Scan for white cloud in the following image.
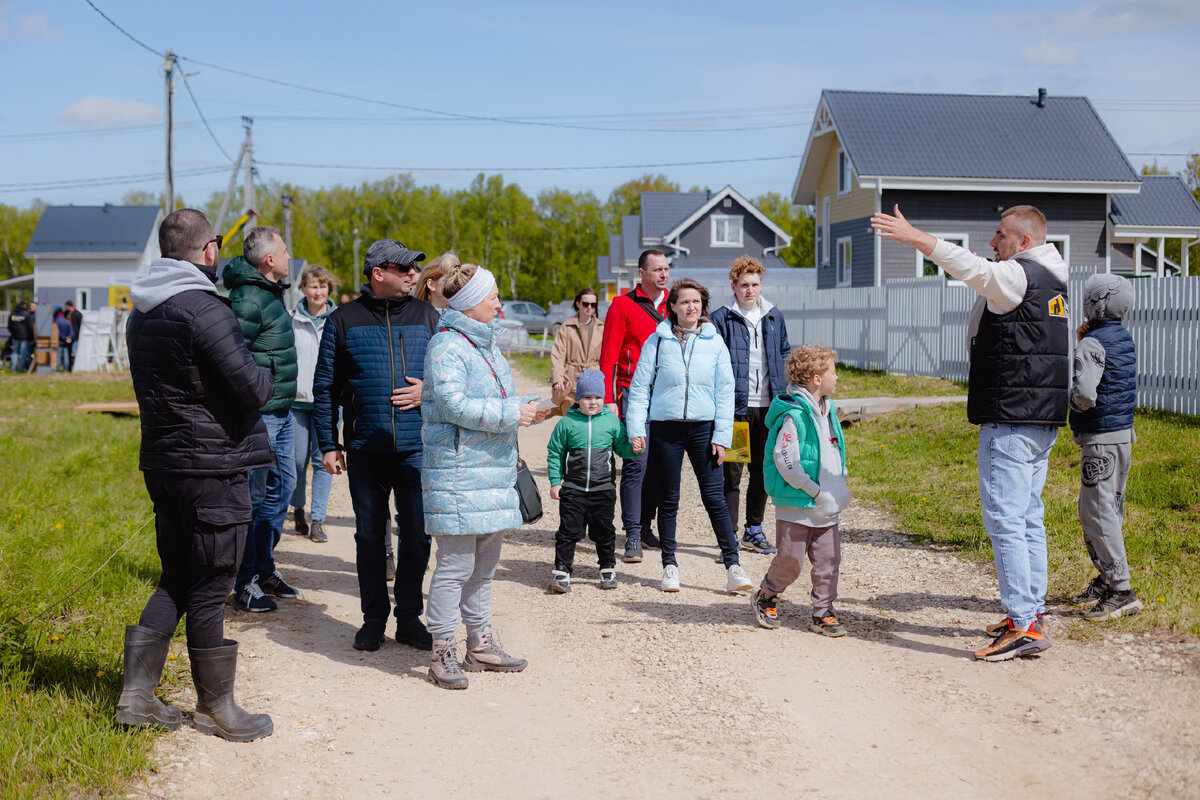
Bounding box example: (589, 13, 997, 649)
(57, 97, 162, 129)
(0, 3, 61, 38)
(995, 0, 1200, 38)
(1019, 40, 1084, 67)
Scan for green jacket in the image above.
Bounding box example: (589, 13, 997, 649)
(547, 406, 635, 492)
(223, 256, 297, 412)
(762, 392, 845, 509)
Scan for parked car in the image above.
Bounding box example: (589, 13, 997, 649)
(500, 300, 557, 332)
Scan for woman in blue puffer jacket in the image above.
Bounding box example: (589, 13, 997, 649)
(625, 278, 753, 596)
(421, 262, 547, 689)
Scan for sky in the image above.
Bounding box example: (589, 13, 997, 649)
(2, 0, 1199, 212)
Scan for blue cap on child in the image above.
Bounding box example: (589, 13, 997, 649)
(575, 369, 604, 399)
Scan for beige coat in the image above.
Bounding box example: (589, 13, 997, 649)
(549, 315, 603, 415)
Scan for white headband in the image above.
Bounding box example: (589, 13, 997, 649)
(447, 267, 496, 311)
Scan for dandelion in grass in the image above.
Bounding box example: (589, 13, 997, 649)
(55, 523, 62, 529)
(1157, 595, 1166, 603)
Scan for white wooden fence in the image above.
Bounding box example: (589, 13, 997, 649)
(767, 269, 1200, 416)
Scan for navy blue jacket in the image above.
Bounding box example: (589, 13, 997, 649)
(313, 285, 440, 454)
(710, 299, 792, 417)
(1069, 317, 1136, 434)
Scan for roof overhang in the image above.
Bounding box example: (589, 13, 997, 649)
(792, 95, 838, 205)
(0, 273, 35, 291)
(660, 185, 792, 247)
(23, 251, 142, 260)
(859, 176, 1143, 194)
(1112, 224, 1200, 240)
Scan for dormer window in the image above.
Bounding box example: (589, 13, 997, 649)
(838, 149, 853, 195)
(711, 214, 743, 247)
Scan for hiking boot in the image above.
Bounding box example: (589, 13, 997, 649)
(115, 625, 183, 730)
(641, 530, 661, 549)
(753, 589, 780, 630)
(1085, 589, 1144, 621)
(623, 537, 643, 564)
(233, 576, 276, 613)
(985, 614, 1043, 637)
(548, 569, 572, 594)
(308, 519, 327, 543)
(599, 568, 618, 590)
(189, 639, 273, 742)
(726, 563, 753, 593)
(394, 616, 433, 651)
(429, 637, 468, 689)
(385, 551, 396, 582)
(974, 621, 1050, 661)
(1070, 575, 1106, 607)
(258, 569, 300, 599)
(661, 565, 681, 592)
(741, 525, 777, 555)
(809, 609, 848, 637)
(353, 621, 386, 652)
(292, 507, 308, 536)
(464, 626, 527, 672)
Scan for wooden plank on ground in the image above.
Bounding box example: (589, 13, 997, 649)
(74, 401, 139, 416)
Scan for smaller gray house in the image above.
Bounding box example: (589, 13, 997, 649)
(25, 204, 162, 310)
(597, 185, 797, 299)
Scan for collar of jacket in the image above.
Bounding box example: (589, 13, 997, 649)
(722, 294, 775, 316)
(565, 405, 611, 421)
(357, 284, 415, 313)
(654, 318, 716, 340)
(439, 307, 500, 350)
(222, 255, 290, 295)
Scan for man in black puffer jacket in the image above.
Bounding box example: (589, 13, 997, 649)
(223, 226, 300, 612)
(119, 208, 274, 742)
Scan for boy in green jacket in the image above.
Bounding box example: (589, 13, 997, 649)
(753, 345, 851, 636)
(547, 370, 635, 592)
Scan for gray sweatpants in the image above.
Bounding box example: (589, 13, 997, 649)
(759, 520, 841, 614)
(1079, 441, 1132, 592)
(426, 531, 505, 640)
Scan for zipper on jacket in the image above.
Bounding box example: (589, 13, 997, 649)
(585, 415, 593, 490)
(679, 335, 695, 418)
(387, 305, 397, 450)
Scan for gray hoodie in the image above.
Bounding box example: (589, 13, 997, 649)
(131, 257, 218, 313)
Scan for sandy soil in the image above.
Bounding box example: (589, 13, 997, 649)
(129, 370, 1200, 799)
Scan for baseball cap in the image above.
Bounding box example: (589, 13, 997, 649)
(363, 239, 426, 275)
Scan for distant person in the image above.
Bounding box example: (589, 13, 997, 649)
(414, 253, 459, 310)
(711, 255, 792, 556)
(1068, 273, 1143, 621)
(625, 279, 752, 594)
(549, 287, 604, 416)
(224, 226, 300, 613)
(120, 207, 273, 741)
(8, 300, 34, 373)
(598, 250, 671, 562)
(289, 264, 340, 543)
(421, 262, 547, 689)
(53, 308, 72, 372)
(314, 239, 439, 653)
(872, 204, 1068, 662)
(752, 345, 851, 636)
(65, 300, 83, 370)
(546, 369, 634, 593)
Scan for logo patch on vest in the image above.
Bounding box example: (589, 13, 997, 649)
(1048, 294, 1067, 318)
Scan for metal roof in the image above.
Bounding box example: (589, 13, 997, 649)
(640, 192, 709, 239)
(1110, 176, 1200, 228)
(823, 90, 1139, 183)
(26, 205, 161, 254)
(621, 215, 641, 263)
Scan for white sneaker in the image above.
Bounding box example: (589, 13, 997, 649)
(661, 565, 681, 592)
(726, 564, 753, 593)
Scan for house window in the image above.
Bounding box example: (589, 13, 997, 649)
(917, 234, 969, 279)
(711, 215, 743, 247)
(837, 149, 853, 195)
(836, 236, 852, 287)
(77, 289, 90, 310)
(821, 197, 830, 266)
(1046, 234, 1070, 266)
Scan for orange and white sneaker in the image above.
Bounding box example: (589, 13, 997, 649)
(975, 619, 1050, 662)
(809, 609, 848, 637)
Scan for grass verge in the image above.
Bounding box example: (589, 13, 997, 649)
(835, 364, 966, 398)
(0, 373, 178, 798)
(844, 402, 1200, 637)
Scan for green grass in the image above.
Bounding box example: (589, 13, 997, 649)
(506, 352, 552, 386)
(0, 373, 176, 798)
(835, 364, 966, 398)
(845, 403, 1200, 636)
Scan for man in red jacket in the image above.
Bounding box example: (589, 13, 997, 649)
(598, 249, 670, 562)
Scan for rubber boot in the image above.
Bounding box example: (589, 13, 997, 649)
(115, 625, 183, 730)
(189, 639, 273, 742)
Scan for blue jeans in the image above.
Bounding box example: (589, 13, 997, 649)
(289, 408, 333, 521)
(237, 410, 297, 590)
(346, 449, 431, 625)
(645, 420, 740, 569)
(10, 339, 31, 372)
(56, 345, 71, 372)
(616, 385, 649, 539)
(977, 423, 1058, 628)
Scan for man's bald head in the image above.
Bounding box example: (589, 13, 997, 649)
(159, 208, 215, 262)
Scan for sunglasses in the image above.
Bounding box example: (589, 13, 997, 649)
(382, 262, 421, 273)
(205, 234, 224, 250)
(580, 301, 597, 308)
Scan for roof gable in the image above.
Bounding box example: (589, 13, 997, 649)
(640, 192, 709, 239)
(1110, 176, 1200, 229)
(659, 185, 791, 246)
(26, 205, 161, 254)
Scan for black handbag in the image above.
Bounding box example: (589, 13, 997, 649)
(515, 457, 543, 524)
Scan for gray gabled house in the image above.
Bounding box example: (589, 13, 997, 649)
(792, 89, 1200, 286)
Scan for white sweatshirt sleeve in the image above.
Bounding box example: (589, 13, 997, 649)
(929, 239, 1027, 314)
(772, 415, 820, 498)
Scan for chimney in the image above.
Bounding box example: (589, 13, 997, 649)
(1037, 88, 1047, 108)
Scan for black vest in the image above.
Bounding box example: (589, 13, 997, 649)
(1069, 317, 1136, 434)
(967, 259, 1069, 427)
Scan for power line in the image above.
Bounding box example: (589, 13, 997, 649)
(0, 166, 228, 192)
(81, 0, 164, 58)
(178, 70, 235, 162)
(257, 154, 801, 174)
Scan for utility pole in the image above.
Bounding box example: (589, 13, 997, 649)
(282, 194, 294, 256)
(352, 227, 361, 275)
(163, 51, 177, 213)
(242, 116, 255, 239)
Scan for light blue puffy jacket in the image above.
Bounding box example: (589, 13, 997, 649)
(624, 319, 735, 448)
(421, 308, 537, 536)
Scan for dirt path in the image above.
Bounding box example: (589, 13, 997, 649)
(131, 370, 1200, 799)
